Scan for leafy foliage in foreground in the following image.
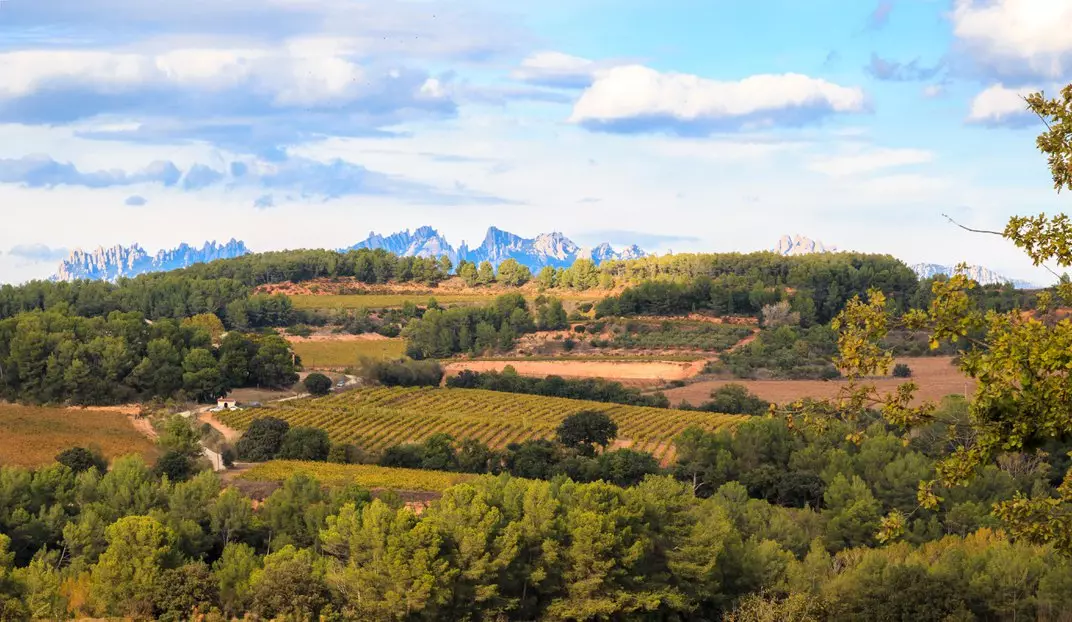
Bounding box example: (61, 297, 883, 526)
(2, 458, 1072, 620)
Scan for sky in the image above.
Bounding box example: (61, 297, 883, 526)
(0, 0, 1070, 284)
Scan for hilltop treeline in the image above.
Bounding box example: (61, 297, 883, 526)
(0, 309, 298, 405)
(447, 368, 671, 408)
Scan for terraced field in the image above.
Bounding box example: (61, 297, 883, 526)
(290, 292, 602, 310)
(218, 386, 750, 463)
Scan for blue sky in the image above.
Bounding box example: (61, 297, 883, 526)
(0, 0, 1069, 284)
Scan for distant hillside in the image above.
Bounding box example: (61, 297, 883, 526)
(345, 226, 645, 271)
(54, 239, 250, 282)
(771, 234, 1039, 289)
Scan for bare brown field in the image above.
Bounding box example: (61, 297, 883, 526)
(662, 357, 975, 406)
(442, 358, 708, 386)
(0, 403, 159, 467)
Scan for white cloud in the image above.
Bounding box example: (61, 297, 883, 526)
(568, 65, 867, 133)
(967, 84, 1036, 123)
(808, 148, 935, 177)
(511, 51, 600, 88)
(0, 44, 382, 107)
(952, 0, 1072, 81)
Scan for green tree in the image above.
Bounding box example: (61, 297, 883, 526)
(182, 348, 227, 403)
(0, 534, 28, 621)
(457, 260, 479, 286)
(496, 258, 533, 287)
(250, 545, 332, 619)
(55, 446, 107, 474)
(235, 417, 290, 462)
(556, 410, 618, 456)
(213, 543, 260, 618)
(249, 335, 299, 389)
(90, 515, 176, 618)
(277, 427, 331, 461)
(536, 265, 558, 288)
(303, 372, 333, 396)
(537, 297, 569, 330)
(477, 261, 496, 285)
(821, 475, 882, 551)
(151, 562, 220, 620)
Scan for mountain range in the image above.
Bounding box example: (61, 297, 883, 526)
(51, 228, 645, 282)
(345, 226, 646, 270)
(50, 229, 1041, 290)
(54, 240, 250, 282)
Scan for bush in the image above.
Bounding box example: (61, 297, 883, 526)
(892, 363, 913, 378)
(154, 450, 196, 481)
(277, 427, 331, 461)
(287, 324, 313, 338)
(360, 358, 444, 387)
(699, 384, 771, 415)
(55, 447, 108, 474)
(303, 373, 333, 396)
(235, 417, 290, 462)
(327, 443, 364, 464)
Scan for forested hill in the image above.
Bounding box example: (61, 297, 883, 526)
(1, 246, 1042, 326)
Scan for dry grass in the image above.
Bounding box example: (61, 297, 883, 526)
(662, 357, 975, 406)
(0, 403, 158, 467)
(442, 359, 708, 386)
(291, 338, 406, 368)
(238, 461, 476, 492)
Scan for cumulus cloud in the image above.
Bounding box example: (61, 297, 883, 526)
(569, 66, 867, 135)
(0, 155, 180, 188)
(125, 195, 147, 206)
(807, 148, 934, 177)
(512, 52, 602, 89)
(951, 0, 1072, 83)
(0, 151, 518, 205)
(866, 54, 943, 82)
(0, 46, 456, 135)
(7, 244, 69, 263)
(966, 84, 1037, 126)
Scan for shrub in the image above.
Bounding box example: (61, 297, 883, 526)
(360, 358, 444, 387)
(573, 325, 586, 334)
(699, 384, 771, 416)
(892, 363, 913, 378)
(154, 450, 195, 481)
(327, 443, 364, 464)
(303, 373, 333, 396)
(235, 417, 290, 462)
(55, 447, 108, 474)
(277, 427, 331, 461)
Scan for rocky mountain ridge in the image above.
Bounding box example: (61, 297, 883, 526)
(346, 226, 646, 271)
(54, 239, 250, 282)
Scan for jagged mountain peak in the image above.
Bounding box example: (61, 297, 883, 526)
(54, 239, 251, 282)
(774, 234, 836, 256)
(347, 226, 646, 272)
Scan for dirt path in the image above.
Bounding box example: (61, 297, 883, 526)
(199, 411, 243, 443)
(127, 415, 158, 440)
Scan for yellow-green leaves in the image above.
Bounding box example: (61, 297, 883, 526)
(1025, 85, 1072, 194)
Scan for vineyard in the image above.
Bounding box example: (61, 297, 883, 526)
(218, 386, 751, 463)
(239, 461, 476, 491)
